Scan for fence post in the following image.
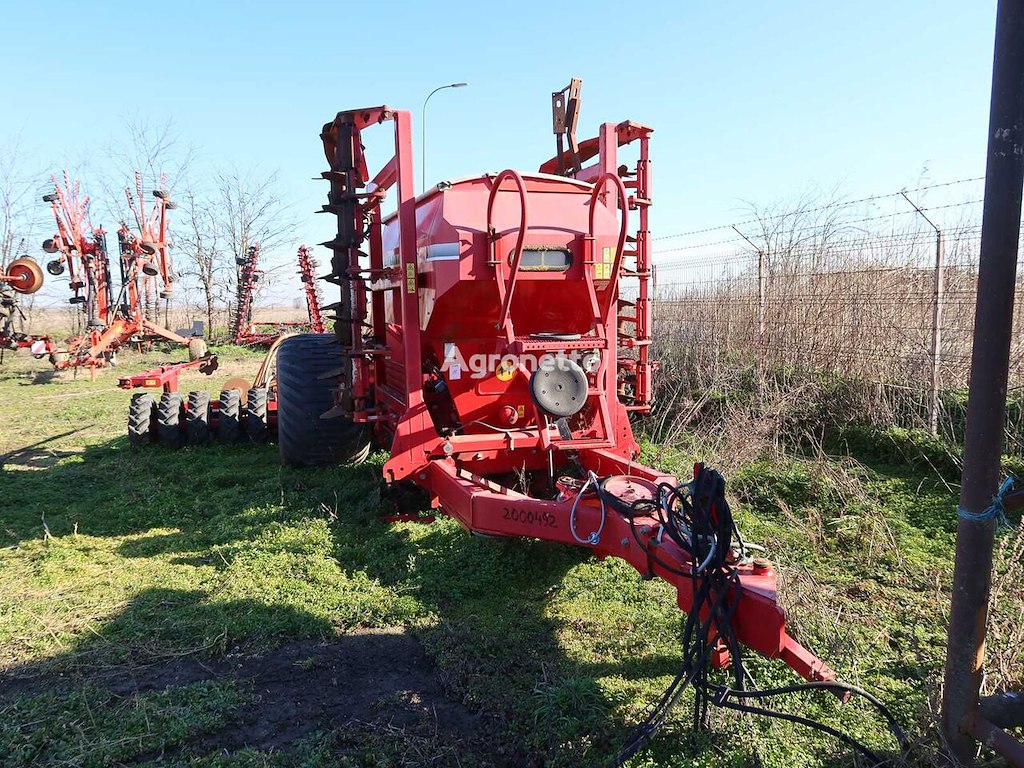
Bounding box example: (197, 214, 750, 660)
(930, 231, 946, 435)
(732, 226, 766, 393)
(900, 190, 945, 435)
(758, 249, 766, 397)
(941, 0, 1024, 762)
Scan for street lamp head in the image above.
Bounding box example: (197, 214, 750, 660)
(422, 82, 470, 193)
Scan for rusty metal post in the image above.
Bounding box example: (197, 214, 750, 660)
(941, 1, 1024, 764)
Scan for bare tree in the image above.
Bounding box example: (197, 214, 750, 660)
(0, 134, 41, 268)
(215, 166, 296, 260)
(213, 166, 298, 316)
(0, 135, 47, 333)
(176, 189, 228, 337)
(103, 116, 194, 206)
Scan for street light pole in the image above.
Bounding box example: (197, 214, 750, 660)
(421, 82, 468, 194)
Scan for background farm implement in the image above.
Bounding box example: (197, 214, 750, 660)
(230, 244, 325, 346)
(38, 172, 205, 370)
(122, 337, 284, 447)
(0, 254, 48, 358)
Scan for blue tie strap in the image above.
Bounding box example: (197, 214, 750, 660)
(958, 476, 1018, 527)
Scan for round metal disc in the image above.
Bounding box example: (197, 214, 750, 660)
(222, 377, 250, 395)
(529, 357, 588, 418)
(599, 475, 659, 515)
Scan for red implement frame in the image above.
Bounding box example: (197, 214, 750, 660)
(317, 104, 835, 687)
(42, 173, 113, 330)
(0, 257, 54, 359)
(117, 355, 219, 393)
(24, 172, 199, 372)
(47, 173, 198, 371)
(232, 245, 324, 347)
(297, 245, 325, 333)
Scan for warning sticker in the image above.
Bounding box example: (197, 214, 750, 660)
(495, 360, 516, 382)
(406, 263, 416, 294)
(596, 246, 615, 280)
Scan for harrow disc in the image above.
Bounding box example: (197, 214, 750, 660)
(529, 357, 588, 418)
(5, 257, 44, 294)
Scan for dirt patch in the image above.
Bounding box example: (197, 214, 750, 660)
(3, 629, 484, 759)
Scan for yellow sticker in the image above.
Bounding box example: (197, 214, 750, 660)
(405, 263, 416, 294)
(516, 404, 525, 419)
(495, 360, 516, 382)
(597, 247, 615, 280)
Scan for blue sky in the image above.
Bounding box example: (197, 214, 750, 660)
(0, 0, 998, 303)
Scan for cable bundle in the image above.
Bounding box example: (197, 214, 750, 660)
(599, 464, 908, 766)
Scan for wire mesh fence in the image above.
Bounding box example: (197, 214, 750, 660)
(651, 184, 1024, 445)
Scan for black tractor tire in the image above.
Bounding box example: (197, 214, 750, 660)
(218, 389, 242, 445)
(156, 392, 185, 448)
(128, 392, 155, 446)
(276, 333, 369, 467)
(245, 387, 270, 443)
(187, 337, 208, 361)
(186, 391, 211, 445)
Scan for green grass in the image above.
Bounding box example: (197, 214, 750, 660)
(1, 347, 1018, 766)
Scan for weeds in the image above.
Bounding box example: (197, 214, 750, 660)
(0, 346, 1021, 766)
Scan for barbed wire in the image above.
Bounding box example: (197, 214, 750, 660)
(652, 176, 986, 242)
(653, 200, 986, 255)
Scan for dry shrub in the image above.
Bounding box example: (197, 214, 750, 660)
(983, 526, 1024, 694)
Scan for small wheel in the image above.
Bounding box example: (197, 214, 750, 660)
(218, 389, 242, 444)
(245, 387, 269, 443)
(156, 392, 184, 448)
(187, 337, 208, 361)
(128, 392, 155, 446)
(5, 258, 44, 294)
(186, 391, 211, 445)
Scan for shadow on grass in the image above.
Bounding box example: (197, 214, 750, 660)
(0, 588, 485, 767)
(0, 427, 89, 471)
(0, 433, 890, 767)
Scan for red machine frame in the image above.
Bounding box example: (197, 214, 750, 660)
(41, 172, 202, 370)
(317, 105, 834, 685)
(232, 244, 326, 346)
